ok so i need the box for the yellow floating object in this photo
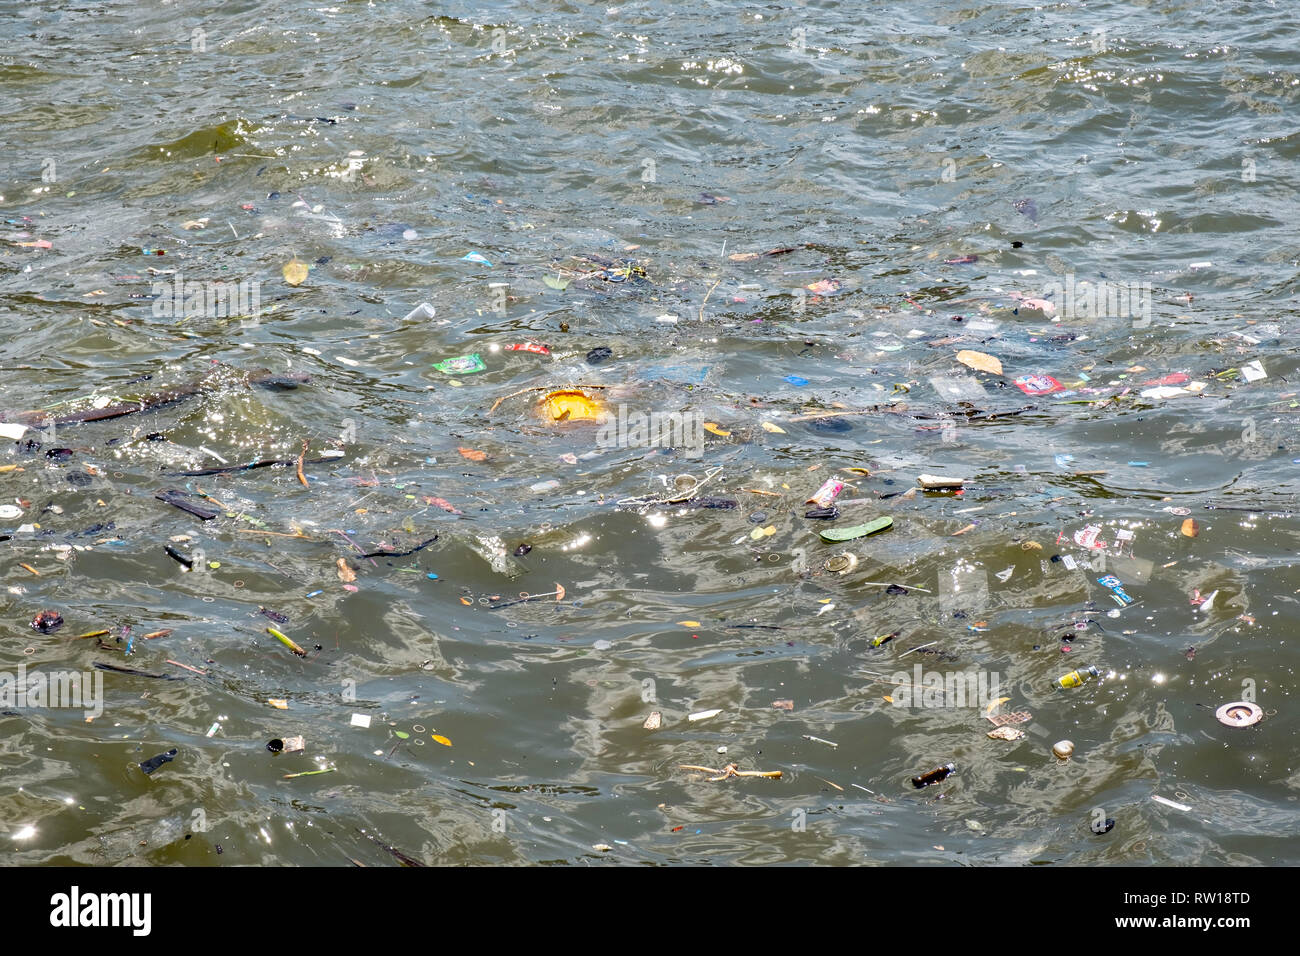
[539,390,603,423]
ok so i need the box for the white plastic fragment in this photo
[403,303,436,321]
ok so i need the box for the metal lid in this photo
[825,553,857,574]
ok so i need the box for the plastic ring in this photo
[1175,790,1189,800]
[519,592,529,599]
[539,522,552,531]
[113,472,124,478]
[412,725,425,733]
[23,647,35,655]
[202,596,215,603]
[506,621,517,628]
[414,738,425,746]
[233,580,244,588]
[478,597,489,605]
[767,553,780,562]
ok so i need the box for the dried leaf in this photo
[336,557,356,583]
[1181,518,1199,537]
[543,274,570,290]
[643,712,662,730]
[268,698,289,710]
[761,421,787,434]
[457,447,488,462]
[554,583,565,601]
[283,258,309,286]
[956,349,1003,375]
[771,699,794,711]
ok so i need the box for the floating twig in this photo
[679,764,783,781]
[285,767,337,780]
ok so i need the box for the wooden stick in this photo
[699,278,721,322]
[297,440,309,487]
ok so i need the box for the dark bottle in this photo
[912,763,955,788]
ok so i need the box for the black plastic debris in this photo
[585,346,613,365]
[31,610,63,633]
[650,496,737,510]
[164,545,194,569]
[804,506,839,520]
[155,489,220,521]
[807,417,852,434]
[513,543,532,557]
[140,748,178,775]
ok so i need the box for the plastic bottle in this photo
[1057,665,1101,689]
[911,763,955,788]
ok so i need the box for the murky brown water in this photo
[2,0,1299,866]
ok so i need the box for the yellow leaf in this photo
[983,696,1011,716]
[703,423,730,437]
[268,699,289,710]
[761,421,786,434]
[283,258,309,286]
[678,620,701,627]
[431,734,452,747]
[1181,518,1199,538]
[883,695,894,704]
[956,349,1003,375]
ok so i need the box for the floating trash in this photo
[1215,701,1262,728]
